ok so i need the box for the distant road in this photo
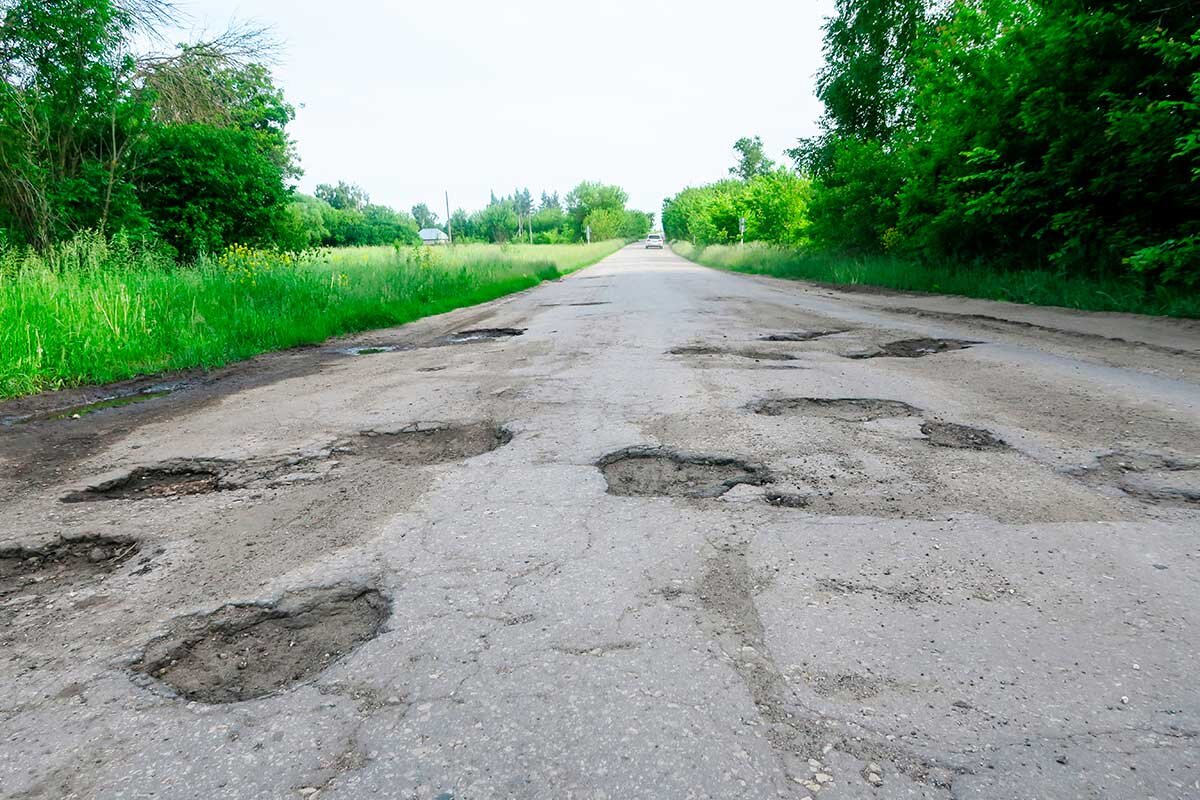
[3,244,1198,799]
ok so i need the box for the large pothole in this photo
[750,397,922,421]
[134,586,390,704]
[0,536,140,601]
[1072,451,1200,507]
[920,421,1008,450]
[598,447,772,498]
[62,460,232,503]
[435,328,526,345]
[848,338,977,359]
[351,422,511,464]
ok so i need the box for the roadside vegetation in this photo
[0,0,650,398]
[675,243,1200,318]
[665,1,1199,317]
[0,237,622,398]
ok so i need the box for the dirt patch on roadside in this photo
[134,586,389,704]
[920,421,1009,451]
[0,536,140,602]
[435,328,526,345]
[759,330,843,342]
[61,459,233,503]
[750,397,922,421]
[847,338,977,359]
[764,490,811,509]
[598,447,772,498]
[669,345,797,362]
[351,422,511,465]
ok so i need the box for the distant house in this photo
[419,228,450,246]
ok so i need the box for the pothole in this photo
[759,330,842,342]
[669,346,797,362]
[62,460,232,503]
[1072,451,1200,507]
[0,536,140,601]
[750,397,922,421]
[134,586,389,704]
[436,328,526,345]
[847,338,977,359]
[341,345,405,356]
[597,447,772,498]
[921,421,1008,450]
[351,422,511,464]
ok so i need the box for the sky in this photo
[170,0,834,221]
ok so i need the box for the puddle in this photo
[62,460,230,503]
[1,536,140,601]
[669,346,797,362]
[750,397,922,421]
[2,384,179,425]
[341,345,405,356]
[759,330,842,342]
[921,421,1008,450]
[597,447,772,498]
[134,586,389,704]
[847,338,977,359]
[436,328,526,345]
[352,422,511,464]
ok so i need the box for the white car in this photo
[645,233,664,249]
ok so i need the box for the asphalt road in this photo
[2,245,1198,799]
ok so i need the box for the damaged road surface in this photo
[2,245,1199,800]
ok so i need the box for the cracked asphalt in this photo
[2,244,1199,799]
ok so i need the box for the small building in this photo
[419,228,450,246]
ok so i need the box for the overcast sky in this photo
[172,0,834,220]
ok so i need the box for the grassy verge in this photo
[0,236,623,398]
[673,242,1200,319]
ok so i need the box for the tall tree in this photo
[411,202,438,229]
[729,136,776,180]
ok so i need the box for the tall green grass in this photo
[0,235,622,398]
[674,242,1200,319]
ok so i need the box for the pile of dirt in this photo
[353,422,511,464]
[750,397,922,421]
[920,421,1009,450]
[62,460,230,502]
[848,338,977,359]
[598,447,772,498]
[0,536,140,600]
[134,586,390,704]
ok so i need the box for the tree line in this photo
[0,0,651,260]
[665,0,1199,289]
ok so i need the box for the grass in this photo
[0,234,623,398]
[673,242,1200,319]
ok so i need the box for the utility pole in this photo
[739,217,746,247]
[445,190,453,246]
[585,224,591,244]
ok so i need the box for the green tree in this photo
[729,136,776,180]
[315,181,368,211]
[565,182,628,241]
[411,203,438,229]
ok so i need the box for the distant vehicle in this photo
[645,233,664,249]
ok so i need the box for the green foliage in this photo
[729,136,776,180]
[0,235,624,396]
[674,241,1200,319]
[136,124,291,258]
[662,153,812,248]
[411,203,438,229]
[565,181,629,240]
[795,0,1200,289]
